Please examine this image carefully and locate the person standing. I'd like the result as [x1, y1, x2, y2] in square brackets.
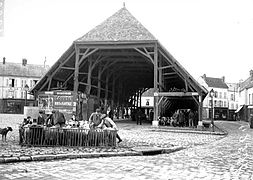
[136, 108, 143, 125]
[37, 110, 45, 125]
[178, 110, 185, 127]
[188, 110, 195, 128]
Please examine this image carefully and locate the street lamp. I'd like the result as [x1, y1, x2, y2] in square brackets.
[210, 89, 215, 132]
[24, 84, 29, 106]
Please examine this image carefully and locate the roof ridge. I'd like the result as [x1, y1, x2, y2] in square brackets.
[76, 7, 156, 42]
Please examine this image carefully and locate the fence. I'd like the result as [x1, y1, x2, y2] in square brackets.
[19, 127, 117, 147]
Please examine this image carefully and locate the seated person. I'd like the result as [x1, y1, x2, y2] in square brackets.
[22, 116, 32, 127]
[79, 120, 90, 129]
[100, 114, 122, 143]
[88, 108, 103, 129]
[46, 110, 66, 128]
[67, 114, 78, 127]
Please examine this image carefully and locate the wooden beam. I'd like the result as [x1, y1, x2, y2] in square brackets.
[38, 51, 75, 92]
[47, 77, 52, 91]
[158, 65, 173, 70]
[163, 72, 177, 76]
[73, 45, 80, 95]
[97, 65, 102, 98]
[79, 82, 112, 93]
[154, 92, 199, 97]
[134, 48, 154, 63]
[62, 74, 74, 87]
[153, 43, 158, 124]
[85, 57, 92, 94]
[78, 48, 99, 66]
[61, 67, 75, 70]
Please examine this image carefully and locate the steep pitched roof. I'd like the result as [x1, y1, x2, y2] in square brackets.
[239, 77, 253, 91]
[0, 62, 49, 78]
[76, 7, 156, 42]
[204, 76, 228, 89]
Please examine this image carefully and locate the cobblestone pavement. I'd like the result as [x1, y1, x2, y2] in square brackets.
[0, 117, 223, 158]
[0, 121, 252, 180]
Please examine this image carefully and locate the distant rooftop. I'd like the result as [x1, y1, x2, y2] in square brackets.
[202, 75, 228, 89]
[0, 60, 50, 78]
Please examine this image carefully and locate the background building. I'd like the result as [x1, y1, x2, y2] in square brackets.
[227, 82, 239, 120]
[0, 58, 49, 114]
[237, 70, 253, 121]
[198, 74, 239, 120]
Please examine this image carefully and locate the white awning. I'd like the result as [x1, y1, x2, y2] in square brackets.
[235, 106, 243, 113]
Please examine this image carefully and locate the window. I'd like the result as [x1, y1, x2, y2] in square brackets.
[219, 92, 222, 99]
[231, 103, 234, 109]
[224, 92, 226, 99]
[224, 101, 227, 107]
[209, 100, 212, 107]
[214, 100, 217, 107]
[214, 91, 218, 98]
[9, 78, 15, 87]
[231, 94, 234, 101]
[220, 101, 223, 107]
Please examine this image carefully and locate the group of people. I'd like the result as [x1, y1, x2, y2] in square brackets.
[21, 108, 123, 143]
[159, 109, 198, 128]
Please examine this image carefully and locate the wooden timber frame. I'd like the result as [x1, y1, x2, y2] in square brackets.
[31, 40, 207, 126]
[31, 7, 208, 126]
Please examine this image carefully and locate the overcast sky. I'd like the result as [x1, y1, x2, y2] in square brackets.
[0, 0, 253, 83]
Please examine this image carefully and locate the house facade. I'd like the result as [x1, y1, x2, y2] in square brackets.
[237, 70, 253, 121]
[198, 74, 239, 120]
[0, 58, 49, 114]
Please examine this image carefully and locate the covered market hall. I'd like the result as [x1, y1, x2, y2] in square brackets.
[31, 7, 208, 126]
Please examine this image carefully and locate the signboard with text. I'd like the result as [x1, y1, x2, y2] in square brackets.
[38, 91, 76, 120]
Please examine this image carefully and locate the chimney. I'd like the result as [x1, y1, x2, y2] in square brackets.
[250, 70, 253, 81]
[3, 57, 5, 64]
[221, 76, 225, 82]
[202, 74, 206, 79]
[22, 58, 27, 66]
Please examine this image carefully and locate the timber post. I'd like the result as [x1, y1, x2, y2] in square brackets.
[197, 94, 203, 129]
[73, 44, 80, 114]
[153, 42, 159, 126]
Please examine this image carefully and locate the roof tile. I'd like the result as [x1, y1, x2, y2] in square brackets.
[76, 7, 156, 42]
[0, 62, 49, 77]
[204, 77, 228, 89]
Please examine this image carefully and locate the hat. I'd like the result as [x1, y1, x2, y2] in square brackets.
[39, 110, 43, 114]
[52, 110, 56, 113]
[100, 114, 107, 119]
[27, 116, 31, 119]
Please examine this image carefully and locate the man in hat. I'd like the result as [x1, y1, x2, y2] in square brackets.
[88, 108, 103, 129]
[100, 114, 122, 143]
[37, 110, 45, 125]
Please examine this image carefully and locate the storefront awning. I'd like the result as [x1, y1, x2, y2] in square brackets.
[235, 106, 243, 113]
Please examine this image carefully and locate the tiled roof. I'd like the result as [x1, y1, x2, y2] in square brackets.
[0, 62, 50, 77]
[142, 88, 155, 97]
[76, 7, 156, 42]
[204, 77, 228, 89]
[239, 77, 253, 91]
